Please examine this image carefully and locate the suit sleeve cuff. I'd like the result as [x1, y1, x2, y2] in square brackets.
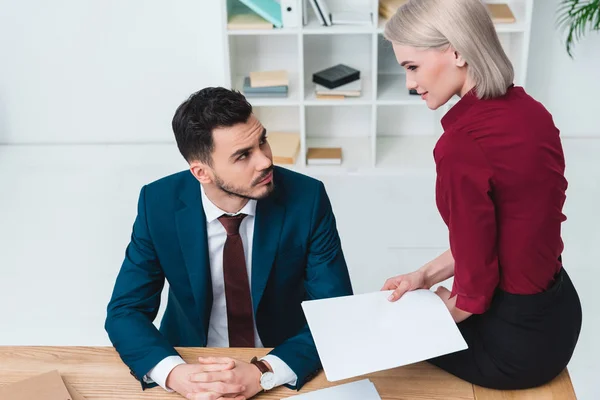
[144, 355, 186, 391]
[261, 355, 298, 387]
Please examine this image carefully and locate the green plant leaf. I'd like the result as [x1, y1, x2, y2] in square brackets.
[556, 0, 600, 58]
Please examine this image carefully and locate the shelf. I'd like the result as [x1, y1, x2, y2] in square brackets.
[227, 28, 299, 36]
[303, 32, 373, 106]
[304, 76, 373, 106]
[304, 136, 373, 172]
[302, 16, 375, 35]
[222, 1, 533, 175]
[234, 75, 300, 106]
[278, 136, 441, 176]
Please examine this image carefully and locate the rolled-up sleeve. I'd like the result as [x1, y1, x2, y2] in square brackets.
[437, 132, 499, 314]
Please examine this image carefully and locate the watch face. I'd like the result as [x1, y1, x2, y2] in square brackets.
[260, 371, 276, 390]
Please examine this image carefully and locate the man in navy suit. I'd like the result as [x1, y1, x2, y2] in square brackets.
[105, 87, 353, 400]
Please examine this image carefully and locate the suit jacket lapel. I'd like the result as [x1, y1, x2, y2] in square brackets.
[252, 188, 285, 316]
[176, 178, 212, 344]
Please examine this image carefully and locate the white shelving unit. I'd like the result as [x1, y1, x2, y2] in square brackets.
[221, 0, 534, 175]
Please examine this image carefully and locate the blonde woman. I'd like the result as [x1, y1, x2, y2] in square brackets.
[380, 0, 582, 390]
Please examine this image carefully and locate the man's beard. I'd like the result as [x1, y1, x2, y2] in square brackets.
[213, 167, 274, 201]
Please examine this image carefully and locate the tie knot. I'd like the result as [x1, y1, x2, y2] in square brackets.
[218, 213, 247, 236]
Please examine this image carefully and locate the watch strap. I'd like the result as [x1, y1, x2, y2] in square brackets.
[250, 356, 270, 375]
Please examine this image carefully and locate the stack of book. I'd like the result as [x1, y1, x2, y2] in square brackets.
[242, 70, 289, 99]
[312, 64, 361, 100]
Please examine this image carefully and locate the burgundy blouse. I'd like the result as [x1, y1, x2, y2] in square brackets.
[434, 85, 567, 314]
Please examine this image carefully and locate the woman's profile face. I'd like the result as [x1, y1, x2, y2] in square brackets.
[392, 43, 469, 110]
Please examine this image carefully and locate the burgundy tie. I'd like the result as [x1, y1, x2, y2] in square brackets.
[218, 213, 255, 347]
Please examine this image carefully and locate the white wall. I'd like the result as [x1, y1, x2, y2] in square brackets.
[0, 0, 225, 143]
[526, 0, 600, 136]
[0, 0, 599, 143]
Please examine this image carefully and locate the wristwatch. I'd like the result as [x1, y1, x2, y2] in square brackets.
[250, 356, 276, 391]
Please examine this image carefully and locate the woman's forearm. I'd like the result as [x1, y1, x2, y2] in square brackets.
[419, 249, 455, 288]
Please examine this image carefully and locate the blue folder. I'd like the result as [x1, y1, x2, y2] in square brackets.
[237, 0, 283, 28]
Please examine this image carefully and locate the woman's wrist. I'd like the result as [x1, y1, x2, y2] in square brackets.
[418, 263, 435, 289]
[419, 249, 455, 288]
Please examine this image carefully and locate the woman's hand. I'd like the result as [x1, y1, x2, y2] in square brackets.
[434, 286, 473, 323]
[381, 269, 429, 302]
[383, 250, 456, 302]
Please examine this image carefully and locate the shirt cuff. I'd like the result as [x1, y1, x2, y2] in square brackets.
[261, 355, 298, 387]
[145, 355, 186, 392]
[453, 292, 490, 314]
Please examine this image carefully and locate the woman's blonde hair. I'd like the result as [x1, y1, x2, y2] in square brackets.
[384, 0, 514, 99]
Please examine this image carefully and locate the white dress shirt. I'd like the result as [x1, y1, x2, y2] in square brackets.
[145, 184, 297, 391]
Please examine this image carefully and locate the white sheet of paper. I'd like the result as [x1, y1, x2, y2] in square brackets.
[283, 379, 381, 399]
[302, 289, 468, 381]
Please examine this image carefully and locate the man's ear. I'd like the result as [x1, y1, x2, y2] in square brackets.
[454, 50, 467, 67]
[190, 160, 213, 184]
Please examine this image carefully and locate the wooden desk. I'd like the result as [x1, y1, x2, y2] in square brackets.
[0, 347, 576, 399]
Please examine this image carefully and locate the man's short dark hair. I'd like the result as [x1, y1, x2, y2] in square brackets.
[172, 87, 253, 165]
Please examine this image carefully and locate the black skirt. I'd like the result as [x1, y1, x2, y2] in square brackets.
[428, 266, 582, 390]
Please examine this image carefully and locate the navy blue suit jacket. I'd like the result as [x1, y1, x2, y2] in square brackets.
[105, 167, 353, 390]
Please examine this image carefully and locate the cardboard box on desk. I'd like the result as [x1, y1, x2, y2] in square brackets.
[0, 370, 86, 400]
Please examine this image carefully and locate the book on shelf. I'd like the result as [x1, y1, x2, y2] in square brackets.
[307, 147, 342, 165]
[236, 0, 283, 28]
[243, 77, 288, 93]
[379, 1, 515, 24]
[244, 91, 289, 98]
[303, 0, 309, 25]
[268, 132, 300, 164]
[228, 13, 273, 30]
[313, 64, 360, 90]
[315, 78, 361, 97]
[308, 0, 332, 26]
[487, 3, 516, 23]
[228, 1, 274, 30]
[307, 0, 372, 27]
[315, 93, 345, 100]
[249, 70, 289, 88]
[379, 0, 408, 20]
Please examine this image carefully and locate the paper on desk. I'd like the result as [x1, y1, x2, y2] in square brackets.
[283, 379, 381, 399]
[0, 369, 86, 400]
[302, 289, 468, 381]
